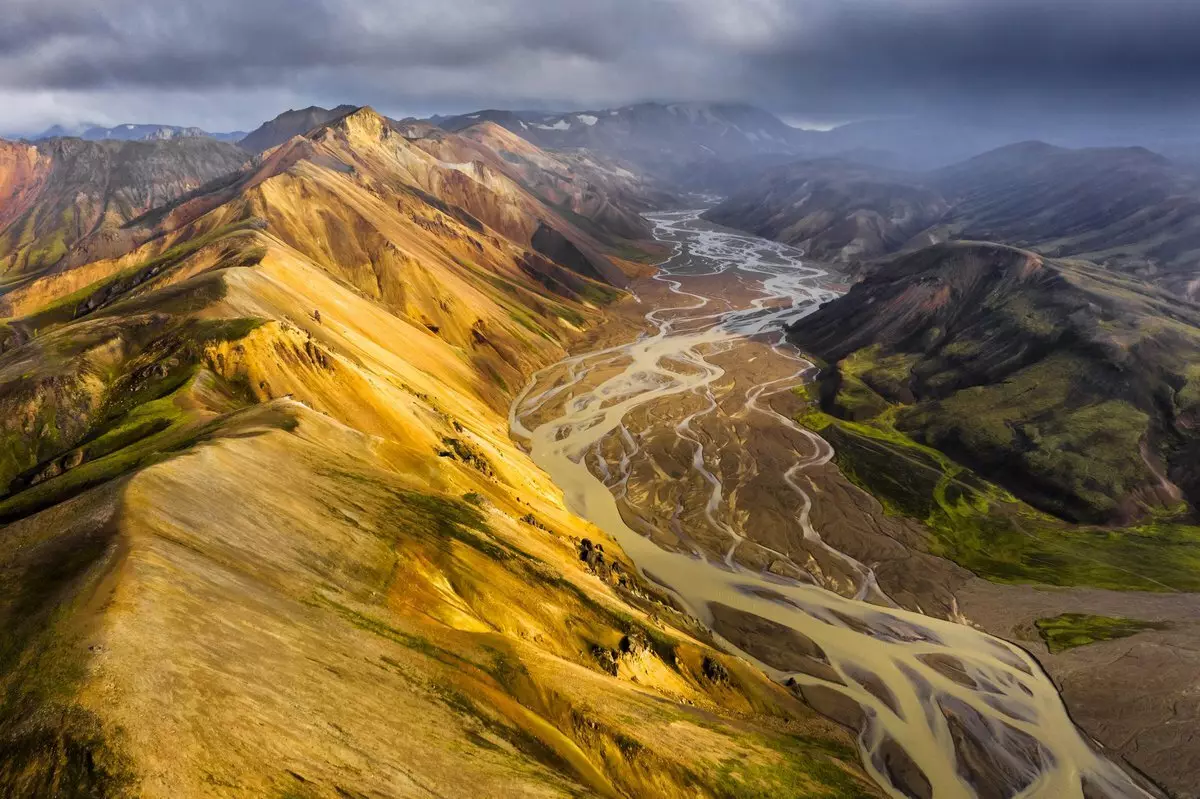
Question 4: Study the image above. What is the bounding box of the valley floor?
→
[517,213,1194,798]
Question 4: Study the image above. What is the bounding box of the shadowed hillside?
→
[703,159,948,261]
[708,142,1200,299]
[790,241,1200,586]
[237,105,359,153]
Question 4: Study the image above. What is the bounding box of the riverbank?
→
[511,211,1164,799]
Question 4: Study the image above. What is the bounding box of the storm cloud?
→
[4,0,1200,134]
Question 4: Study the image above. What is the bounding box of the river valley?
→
[510,211,1164,799]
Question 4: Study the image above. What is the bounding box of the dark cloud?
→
[748,0,1200,115]
[2,0,1199,133]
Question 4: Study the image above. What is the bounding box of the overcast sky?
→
[4,0,1200,135]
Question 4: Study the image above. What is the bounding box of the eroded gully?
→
[509,210,1155,799]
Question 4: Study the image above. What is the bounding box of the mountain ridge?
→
[237,104,361,153]
[0,97,881,798]
[32,123,246,143]
[0,136,249,278]
[434,101,815,183]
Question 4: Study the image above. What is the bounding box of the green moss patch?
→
[711,733,876,799]
[900,356,1152,522]
[21,219,265,335]
[610,242,667,265]
[799,402,1200,592]
[1034,613,1169,654]
[0,370,290,525]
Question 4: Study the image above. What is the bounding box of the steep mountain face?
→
[790,242,1200,526]
[708,142,1200,297]
[370,115,647,284]
[437,102,813,182]
[0,137,248,277]
[703,159,949,261]
[0,106,878,798]
[238,104,359,153]
[455,121,676,243]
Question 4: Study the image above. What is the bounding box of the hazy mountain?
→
[436,102,815,183]
[935,142,1200,295]
[0,105,875,798]
[790,241,1200,527]
[33,123,246,143]
[704,158,949,261]
[802,117,1037,171]
[795,114,1200,172]
[237,104,359,153]
[0,136,248,276]
[708,141,1200,299]
[31,122,100,139]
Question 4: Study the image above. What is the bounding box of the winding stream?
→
[510,211,1155,799]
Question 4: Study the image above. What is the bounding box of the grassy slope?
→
[1034,613,1170,654]
[789,242,1200,591]
[795,369,1200,592]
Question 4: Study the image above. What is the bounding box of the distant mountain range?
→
[433,102,815,183]
[27,102,1200,183]
[706,141,1200,300]
[33,122,246,143]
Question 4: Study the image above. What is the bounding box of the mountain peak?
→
[239,104,364,153]
[316,106,390,145]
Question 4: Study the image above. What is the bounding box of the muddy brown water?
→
[511,210,1156,799]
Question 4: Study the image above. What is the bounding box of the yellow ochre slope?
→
[0,108,879,798]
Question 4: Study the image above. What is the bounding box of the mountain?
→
[31,123,99,140]
[436,102,814,182]
[33,123,246,143]
[455,120,677,242]
[238,104,359,153]
[799,117,1038,171]
[0,136,248,277]
[707,141,1200,298]
[704,159,949,262]
[934,143,1200,297]
[790,241,1200,528]
[0,105,878,797]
